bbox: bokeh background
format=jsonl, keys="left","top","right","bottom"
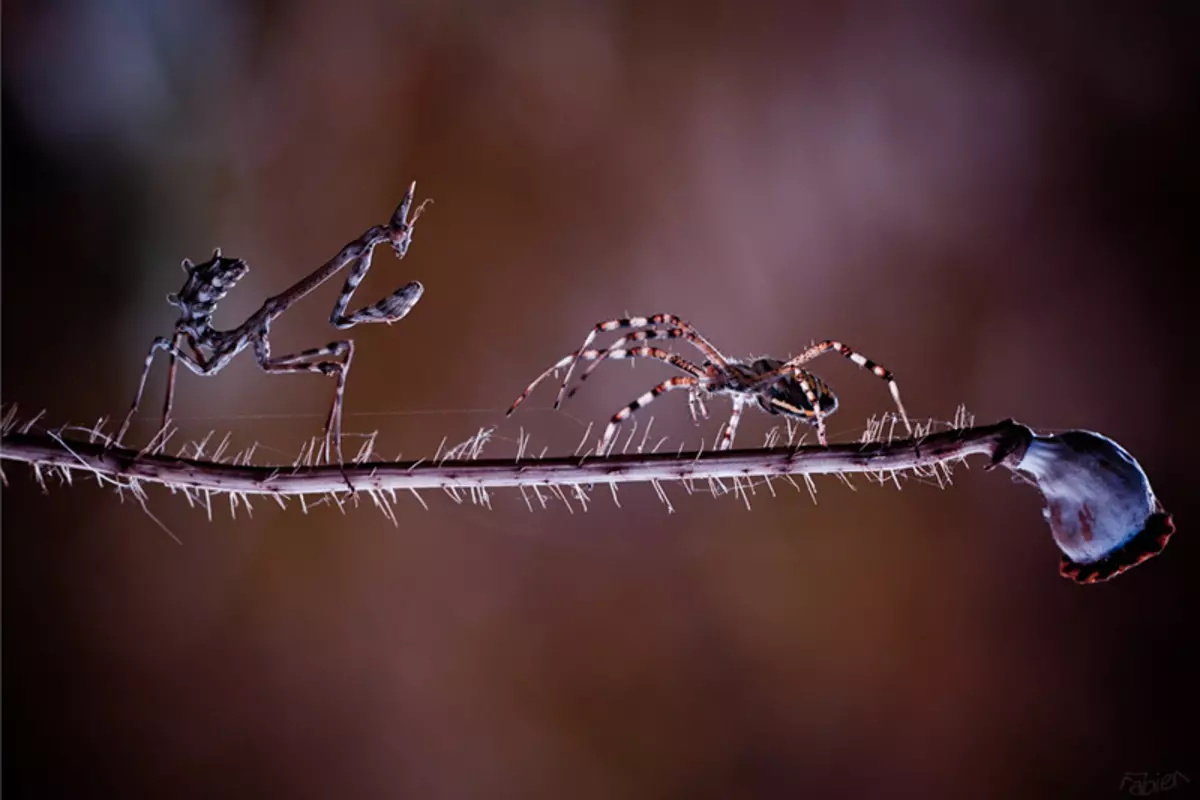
{"left": 3, "top": 1, "right": 1196, "bottom": 797}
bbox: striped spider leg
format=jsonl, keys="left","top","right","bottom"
{"left": 551, "top": 313, "right": 731, "bottom": 409}
{"left": 569, "top": 325, "right": 714, "bottom": 396}
{"left": 506, "top": 328, "right": 710, "bottom": 422}
{"left": 116, "top": 182, "right": 430, "bottom": 464}
{"left": 599, "top": 375, "right": 705, "bottom": 452}
{"left": 554, "top": 314, "right": 732, "bottom": 434}
{"left": 507, "top": 314, "right": 744, "bottom": 452}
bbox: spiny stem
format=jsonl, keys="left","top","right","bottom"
{"left": 0, "top": 418, "right": 1175, "bottom": 583}
{"left": 2, "top": 420, "right": 1026, "bottom": 495}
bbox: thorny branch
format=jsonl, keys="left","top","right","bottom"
{"left": 2, "top": 175, "right": 1176, "bottom": 585}
{"left": 0, "top": 410, "right": 1175, "bottom": 583}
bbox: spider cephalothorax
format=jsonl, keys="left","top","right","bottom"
{"left": 117, "top": 183, "right": 429, "bottom": 463}
{"left": 508, "top": 314, "right": 910, "bottom": 452}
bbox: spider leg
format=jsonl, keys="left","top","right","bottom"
{"left": 796, "top": 341, "right": 911, "bottom": 435}
{"left": 507, "top": 337, "right": 703, "bottom": 416}
{"left": 330, "top": 247, "right": 424, "bottom": 328}
{"left": 765, "top": 393, "right": 830, "bottom": 446}
{"left": 566, "top": 342, "right": 704, "bottom": 400}
{"left": 570, "top": 327, "right": 712, "bottom": 393}
{"left": 253, "top": 324, "right": 354, "bottom": 464}
{"left": 718, "top": 398, "right": 746, "bottom": 451}
{"left": 687, "top": 390, "right": 702, "bottom": 425}
{"left": 599, "top": 375, "right": 700, "bottom": 452}
{"left": 555, "top": 314, "right": 729, "bottom": 409}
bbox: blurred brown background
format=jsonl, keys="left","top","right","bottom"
{"left": 3, "top": 1, "right": 1196, "bottom": 797}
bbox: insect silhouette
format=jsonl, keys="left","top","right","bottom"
{"left": 117, "top": 183, "right": 429, "bottom": 463}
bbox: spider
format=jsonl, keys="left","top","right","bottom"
{"left": 507, "top": 313, "right": 913, "bottom": 452}
{"left": 116, "top": 183, "right": 429, "bottom": 464}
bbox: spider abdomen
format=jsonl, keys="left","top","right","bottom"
{"left": 758, "top": 376, "right": 838, "bottom": 418}
{"left": 744, "top": 360, "right": 838, "bottom": 420}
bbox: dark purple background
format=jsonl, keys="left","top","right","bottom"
{"left": 4, "top": 1, "right": 1196, "bottom": 797}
